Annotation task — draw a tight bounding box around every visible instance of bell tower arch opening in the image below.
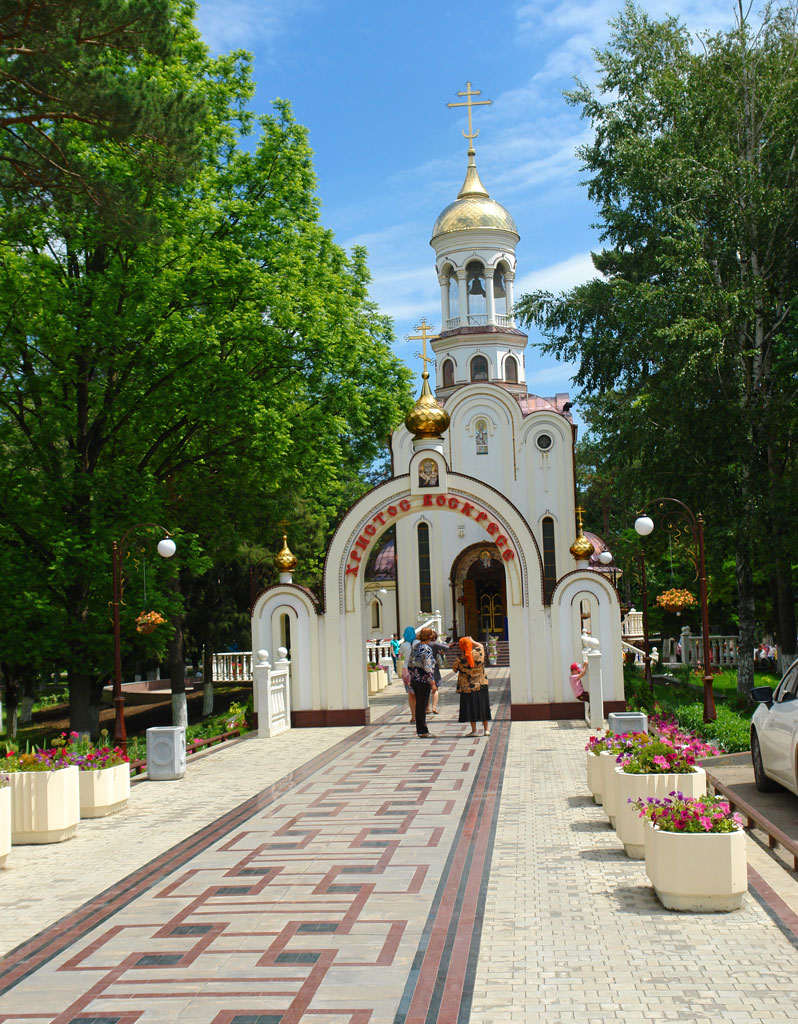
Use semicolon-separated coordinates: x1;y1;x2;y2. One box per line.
450;542;508;649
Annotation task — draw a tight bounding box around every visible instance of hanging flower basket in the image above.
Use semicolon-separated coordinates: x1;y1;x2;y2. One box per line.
655;588;698;614
135;610;166;635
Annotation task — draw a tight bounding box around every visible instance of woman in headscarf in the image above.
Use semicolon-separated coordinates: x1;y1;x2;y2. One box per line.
398;626;417;723
452;636;491;736
408;627;438;738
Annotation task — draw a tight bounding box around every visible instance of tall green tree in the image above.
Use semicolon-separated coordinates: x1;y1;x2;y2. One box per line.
517;1;798;693
0;10;413;734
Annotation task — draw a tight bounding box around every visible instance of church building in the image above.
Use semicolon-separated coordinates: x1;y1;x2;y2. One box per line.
252;87;625;725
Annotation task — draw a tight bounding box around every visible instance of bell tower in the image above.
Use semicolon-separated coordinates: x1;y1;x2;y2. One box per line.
430;82;528;399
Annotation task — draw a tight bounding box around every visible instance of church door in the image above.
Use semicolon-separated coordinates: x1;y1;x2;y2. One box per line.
463;579;478;637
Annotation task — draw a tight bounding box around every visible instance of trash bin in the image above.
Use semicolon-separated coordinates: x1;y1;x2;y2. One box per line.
608;711;648;735
146;726;186;780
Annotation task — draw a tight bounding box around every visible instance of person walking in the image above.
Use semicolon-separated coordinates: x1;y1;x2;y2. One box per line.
389;633;401;674
399;626;417;723
452;636;491;737
408;627;438;738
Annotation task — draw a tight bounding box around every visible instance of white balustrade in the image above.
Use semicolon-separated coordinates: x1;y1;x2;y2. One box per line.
496;313;514;327
253;648;291;738
416;610;443;635
212;651;253;683
467;314;488;326
446;316;461;330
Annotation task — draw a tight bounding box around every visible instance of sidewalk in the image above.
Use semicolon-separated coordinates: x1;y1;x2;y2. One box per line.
1;670;797;1023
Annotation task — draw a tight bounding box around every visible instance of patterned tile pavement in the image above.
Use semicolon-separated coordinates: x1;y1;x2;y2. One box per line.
1;669;797;1024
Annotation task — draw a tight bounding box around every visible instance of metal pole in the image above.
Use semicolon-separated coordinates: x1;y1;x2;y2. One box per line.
697;514;716;722
111;541;128;753
640;549;653;695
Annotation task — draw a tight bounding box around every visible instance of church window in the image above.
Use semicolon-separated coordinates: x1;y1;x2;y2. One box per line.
471;355;488;381
447;269;459;320
281;613;291;655
417;523;432;613
441;358;454;387
494;262;508;314
475;418;488;455
505;354;518;383
371;599;381;630
536;433;553;451
542;517;557;604
466;261;486;318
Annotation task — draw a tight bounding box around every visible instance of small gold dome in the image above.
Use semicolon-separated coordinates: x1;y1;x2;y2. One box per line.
274;533;297;572
404;373;450;439
432;149;518;240
570;532;595;559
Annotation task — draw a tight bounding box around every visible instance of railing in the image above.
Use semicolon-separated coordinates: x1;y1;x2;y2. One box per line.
446;316;461;330
622;609;643;639
445;314;515;331
252;649;291;738
129;728;244;777
705;769;798;872
213;651;253;683
417;610;443;635
662;631;740;669
496;313;514;327
621;640;659;669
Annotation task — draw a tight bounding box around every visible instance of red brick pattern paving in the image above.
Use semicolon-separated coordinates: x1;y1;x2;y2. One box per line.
0;680;510;1024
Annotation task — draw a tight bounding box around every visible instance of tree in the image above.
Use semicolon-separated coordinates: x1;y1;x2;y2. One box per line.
516;1;798;693
0;0;208;212
0;16;413;734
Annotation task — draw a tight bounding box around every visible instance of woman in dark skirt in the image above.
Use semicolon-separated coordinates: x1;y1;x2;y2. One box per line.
452;636;491;737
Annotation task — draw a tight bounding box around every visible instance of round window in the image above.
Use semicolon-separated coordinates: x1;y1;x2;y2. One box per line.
536;433;553;451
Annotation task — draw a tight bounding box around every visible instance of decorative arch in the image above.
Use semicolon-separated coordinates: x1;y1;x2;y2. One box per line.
470;354;489;381
441;358;455;388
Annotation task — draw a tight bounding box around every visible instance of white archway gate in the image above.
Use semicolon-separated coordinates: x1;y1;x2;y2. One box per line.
252;468;625;725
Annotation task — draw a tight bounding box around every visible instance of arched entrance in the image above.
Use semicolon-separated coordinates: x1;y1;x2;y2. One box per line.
451;543;507;642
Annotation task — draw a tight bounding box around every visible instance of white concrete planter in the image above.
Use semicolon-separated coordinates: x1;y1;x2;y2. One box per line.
9;765;79;844
367;669;388;695
0;786;10;867
586;751;603;805
79;763;130;818
615;766;707;859
645;823;747;912
600;751;621;827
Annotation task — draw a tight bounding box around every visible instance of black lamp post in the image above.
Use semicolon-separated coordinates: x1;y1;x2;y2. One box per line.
111;525;176;752
635;499;716;723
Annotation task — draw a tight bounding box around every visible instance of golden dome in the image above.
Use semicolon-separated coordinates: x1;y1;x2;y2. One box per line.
274;533;298;572
570;531;595;560
404;373;450;439
431;149;518;240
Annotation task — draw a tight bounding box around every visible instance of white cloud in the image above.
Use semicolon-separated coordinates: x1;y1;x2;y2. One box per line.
196;0;319;54
516;252;596;295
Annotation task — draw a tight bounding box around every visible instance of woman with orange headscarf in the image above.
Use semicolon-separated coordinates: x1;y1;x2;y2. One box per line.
452;636;491;737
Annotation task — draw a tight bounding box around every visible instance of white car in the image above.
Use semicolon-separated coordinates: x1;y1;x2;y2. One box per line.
750;657;798;795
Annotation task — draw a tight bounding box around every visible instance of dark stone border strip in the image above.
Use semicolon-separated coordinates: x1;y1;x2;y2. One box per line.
747;864;798;950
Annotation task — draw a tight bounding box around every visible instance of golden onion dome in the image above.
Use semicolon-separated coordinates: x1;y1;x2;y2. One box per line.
431;149;518;240
274;533;298;572
570;531;595;560
404;373;450;439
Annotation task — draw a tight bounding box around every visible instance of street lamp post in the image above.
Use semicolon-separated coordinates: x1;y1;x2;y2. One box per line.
634;500;716;723
111;525;176;752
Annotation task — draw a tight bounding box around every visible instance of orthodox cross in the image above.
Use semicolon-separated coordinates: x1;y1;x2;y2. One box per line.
278;518;291;537
407;318;437;375
447;81;492;146
575;506;586;531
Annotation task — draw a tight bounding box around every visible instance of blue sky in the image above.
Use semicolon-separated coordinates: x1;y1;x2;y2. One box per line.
196;0;737;427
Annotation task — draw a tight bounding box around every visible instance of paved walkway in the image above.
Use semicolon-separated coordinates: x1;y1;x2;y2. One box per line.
1;670;797;1023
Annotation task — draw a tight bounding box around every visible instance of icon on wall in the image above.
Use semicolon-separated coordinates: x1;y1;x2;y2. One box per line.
419;459;439;488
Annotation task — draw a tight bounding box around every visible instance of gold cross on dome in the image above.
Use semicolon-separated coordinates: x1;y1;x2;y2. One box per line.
407;318;437;374
278;518;291;535
575;506;586;530
447;81;492;146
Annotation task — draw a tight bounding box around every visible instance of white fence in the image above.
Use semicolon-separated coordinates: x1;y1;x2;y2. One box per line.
212;652;253;684
252;648;291;738
662;629;740;669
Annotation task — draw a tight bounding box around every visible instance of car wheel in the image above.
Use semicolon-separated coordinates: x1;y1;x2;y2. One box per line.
751;731;778;792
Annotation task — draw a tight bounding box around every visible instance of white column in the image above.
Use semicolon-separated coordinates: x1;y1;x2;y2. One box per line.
485;268;496;325
439;275;450;326
457;269;468;323
506;272;515;323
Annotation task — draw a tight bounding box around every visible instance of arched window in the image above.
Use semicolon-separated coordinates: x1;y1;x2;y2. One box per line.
471;355;488;381
441;358;454;388
475;418;488;455
281;613;291;655
466;260;486;318
371;599;381;630
505;354;518;383
417;522;432;613
542;517;556;603
447;268;459;321
494;262;508;315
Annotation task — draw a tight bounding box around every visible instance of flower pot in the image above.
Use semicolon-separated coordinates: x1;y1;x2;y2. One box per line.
367;669;387;695
645;823;747;912
600;751;621;827
0;787;10;867
615;766;707;859
586;751;603;805
9;765;80;844
79;763;130;818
